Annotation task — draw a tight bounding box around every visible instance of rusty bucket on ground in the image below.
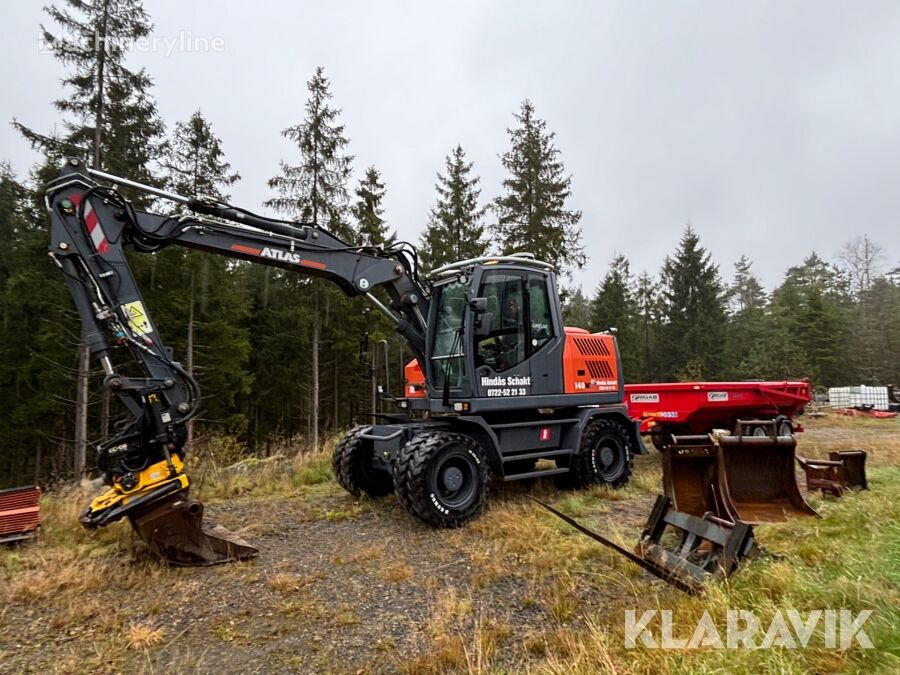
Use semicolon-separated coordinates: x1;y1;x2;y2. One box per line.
796;456;845;497
797;449;868;497
831;450;868;490
664;422;817;524
128;489;258;566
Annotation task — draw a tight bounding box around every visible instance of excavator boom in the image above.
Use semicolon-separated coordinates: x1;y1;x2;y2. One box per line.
45;158;428;565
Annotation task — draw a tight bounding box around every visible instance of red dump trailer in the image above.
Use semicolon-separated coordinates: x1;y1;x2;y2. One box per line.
625;380;811;450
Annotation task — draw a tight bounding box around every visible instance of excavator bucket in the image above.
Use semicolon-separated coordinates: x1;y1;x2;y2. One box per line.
715;422;817;523
129;489;258;566
663;435;726;517
666;424;818;523
797;456;844;497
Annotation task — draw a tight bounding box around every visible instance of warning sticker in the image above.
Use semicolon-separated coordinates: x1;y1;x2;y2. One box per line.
122;301;153;335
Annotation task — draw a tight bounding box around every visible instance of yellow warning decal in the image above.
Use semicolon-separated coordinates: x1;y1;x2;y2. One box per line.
123;301;153;335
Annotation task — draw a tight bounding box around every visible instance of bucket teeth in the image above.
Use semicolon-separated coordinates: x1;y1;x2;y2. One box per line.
129;489;258;566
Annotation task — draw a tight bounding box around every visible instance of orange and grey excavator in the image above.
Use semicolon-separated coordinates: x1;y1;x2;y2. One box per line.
45;158;645;566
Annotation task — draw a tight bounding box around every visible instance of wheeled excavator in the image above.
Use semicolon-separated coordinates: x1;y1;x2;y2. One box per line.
44;158;644;566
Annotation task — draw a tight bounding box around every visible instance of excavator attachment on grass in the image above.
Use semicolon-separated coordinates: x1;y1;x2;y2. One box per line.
129;489;258;566
81;457;257;566
635;495;757;593
716;422;817;523
665;422;818;523
797;449;868;497
530;495;757;595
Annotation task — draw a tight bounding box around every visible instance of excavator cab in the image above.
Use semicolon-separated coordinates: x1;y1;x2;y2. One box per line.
415;256;623;413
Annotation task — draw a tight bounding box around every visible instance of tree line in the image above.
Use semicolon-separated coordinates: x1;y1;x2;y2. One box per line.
1;0;897;487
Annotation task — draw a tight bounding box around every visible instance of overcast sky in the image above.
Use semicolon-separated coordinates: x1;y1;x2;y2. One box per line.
3;1;899;293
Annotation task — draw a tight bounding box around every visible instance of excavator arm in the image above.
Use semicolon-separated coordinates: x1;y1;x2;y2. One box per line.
44;158;429;565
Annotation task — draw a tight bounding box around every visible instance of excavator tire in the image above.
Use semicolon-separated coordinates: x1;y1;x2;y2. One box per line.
332;427;394;498
567;418;633;489
393;430;488;528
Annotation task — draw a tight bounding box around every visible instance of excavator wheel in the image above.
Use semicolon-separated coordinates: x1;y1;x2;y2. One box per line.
393;431;487;528
332;427;394;498
566;418;633;489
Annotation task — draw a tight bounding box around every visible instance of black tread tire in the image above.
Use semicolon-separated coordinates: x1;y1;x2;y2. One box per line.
568;418;633;489
393;431;488;528
650;430;669;452
332;427;393;498
775;415;793;437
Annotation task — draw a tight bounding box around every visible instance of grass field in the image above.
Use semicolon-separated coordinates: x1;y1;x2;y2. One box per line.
0;415;897;674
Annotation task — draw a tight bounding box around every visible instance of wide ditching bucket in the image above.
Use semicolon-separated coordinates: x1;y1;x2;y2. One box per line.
665;422;817;524
128;488;258;566
716;421;817;523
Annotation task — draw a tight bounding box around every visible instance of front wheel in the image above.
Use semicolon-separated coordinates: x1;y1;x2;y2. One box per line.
568;418;633;488
393;431;488;528
332;427;394;498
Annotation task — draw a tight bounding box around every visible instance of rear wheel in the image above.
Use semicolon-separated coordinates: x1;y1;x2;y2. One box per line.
567;418;633;488
393;431;488;528
332;427;394;498
775;416;793;437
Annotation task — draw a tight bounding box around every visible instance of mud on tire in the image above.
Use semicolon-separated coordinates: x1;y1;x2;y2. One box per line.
393;431;488;528
567;417;633;489
332;426;394;498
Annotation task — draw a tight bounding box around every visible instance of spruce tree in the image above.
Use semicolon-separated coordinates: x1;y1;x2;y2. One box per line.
562;287;591;330
634;272;662;381
420;145;487;271
264;67;357;451
13;0;164;476
352;166;394;247
157;111;249;448
492;100;585;275
162;110;240;198
15;0;163;191
659;226;727;380
266;66;354;240
768;253;850;386
723;256;769;378
590;254;640;379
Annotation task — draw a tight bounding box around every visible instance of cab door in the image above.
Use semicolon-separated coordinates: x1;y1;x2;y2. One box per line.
471;268;563;400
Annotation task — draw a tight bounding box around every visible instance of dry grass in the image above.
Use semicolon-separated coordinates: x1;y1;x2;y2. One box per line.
124;622;166;650
2;416;897;674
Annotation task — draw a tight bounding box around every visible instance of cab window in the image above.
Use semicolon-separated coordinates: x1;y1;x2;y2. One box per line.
431;280;467;388
475;272;526;372
528;274;554;351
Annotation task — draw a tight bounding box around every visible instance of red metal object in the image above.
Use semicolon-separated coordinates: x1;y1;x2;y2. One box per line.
834;407;897;419
0;485;42;543
625;380;811;444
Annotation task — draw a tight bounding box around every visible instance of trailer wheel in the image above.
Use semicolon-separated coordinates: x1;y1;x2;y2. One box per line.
393;431;487;528
332;427;394;498
650;429;675;452
569;418;633;488
775;416;793;437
